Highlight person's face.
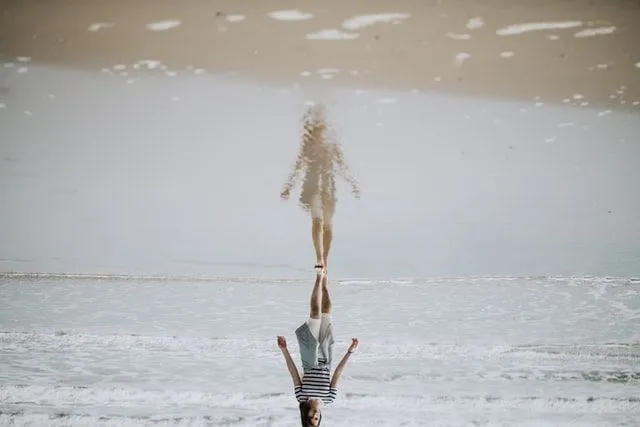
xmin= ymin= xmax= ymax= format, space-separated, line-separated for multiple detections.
xmin=306 ymin=399 xmax=322 ymax=425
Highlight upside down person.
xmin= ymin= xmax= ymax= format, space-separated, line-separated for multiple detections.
xmin=277 ymin=270 xmax=359 ymax=426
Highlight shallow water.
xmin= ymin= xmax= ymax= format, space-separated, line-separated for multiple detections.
xmin=1 ymin=65 xmax=639 ymax=279
xmin=1 ymin=274 xmax=638 ymax=425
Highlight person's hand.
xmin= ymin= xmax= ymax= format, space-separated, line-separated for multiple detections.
xmin=347 ymin=338 xmax=359 ymax=354
xmin=280 ymin=188 xmax=290 ymax=200
xmin=277 ymin=336 xmax=288 ymax=350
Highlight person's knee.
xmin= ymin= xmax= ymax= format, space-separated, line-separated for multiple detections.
xmin=322 ymin=207 xmax=335 ymax=227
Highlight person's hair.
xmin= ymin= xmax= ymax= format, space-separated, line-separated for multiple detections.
xmin=299 ymin=400 xmax=322 ymax=427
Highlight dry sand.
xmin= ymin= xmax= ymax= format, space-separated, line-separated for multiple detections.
xmin=1 ymin=0 xmax=639 ymax=109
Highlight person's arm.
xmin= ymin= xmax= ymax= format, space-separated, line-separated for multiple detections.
xmin=281 ymin=156 xmax=303 ymax=199
xmin=332 ymin=145 xmax=360 ymax=199
xmin=281 ymin=137 xmax=311 ymax=199
xmin=330 ymin=338 xmax=359 ymax=390
xmin=277 ymin=336 xmax=302 ymax=387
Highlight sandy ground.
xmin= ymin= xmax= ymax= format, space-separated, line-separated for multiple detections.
xmin=1 ymin=0 xmax=639 ymax=109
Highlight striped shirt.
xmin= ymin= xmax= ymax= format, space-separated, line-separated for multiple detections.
xmin=294 ymin=367 xmax=337 ymax=404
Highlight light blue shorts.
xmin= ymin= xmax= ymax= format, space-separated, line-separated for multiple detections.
xmin=295 ymin=315 xmax=334 ymax=372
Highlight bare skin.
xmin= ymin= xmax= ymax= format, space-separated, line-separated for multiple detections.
xmin=312 ymin=217 xmax=324 ymax=269
xmin=309 ymin=271 xmax=323 ymax=319
xmin=321 ymin=274 xmax=331 ymax=315
xmin=311 ymin=217 xmax=334 ymax=271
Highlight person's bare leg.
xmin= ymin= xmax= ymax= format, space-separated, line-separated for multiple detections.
xmin=322 ymin=222 xmax=333 ymax=272
xmin=312 ymin=217 xmax=324 ymax=268
xmin=322 ymin=202 xmax=335 ymax=270
xmin=309 ymin=271 xmax=324 ymax=319
xmin=321 ymin=274 xmax=331 ymax=315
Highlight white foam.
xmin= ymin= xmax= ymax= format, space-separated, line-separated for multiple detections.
xmin=300 ymin=71 xmax=311 ymax=77
xmin=339 ymin=279 xmax=373 ymax=285
xmin=557 ymin=122 xmax=574 ymax=127
xmin=572 ymin=94 xmax=584 ymax=100
xmin=145 ymin=20 xmax=181 ymax=31
xmin=342 ymin=13 xmax=410 ymax=30
xmin=137 ymin=60 xmax=162 ymax=70
xmin=596 ymin=63 xmax=609 ymax=69
xmin=23 ymin=110 xmax=33 ymax=116
xmin=574 ymin=26 xmax=616 ymax=38
xmin=597 ymin=110 xmax=612 ymax=117
xmin=87 ymin=22 xmax=114 ymax=32
xmin=350 ymin=70 xmax=359 ymax=76
xmin=545 ymin=137 xmax=556 ymax=143
xmin=500 ymin=51 xmax=515 ymax=58
xmin=267 ymin=10 xmax=313 ymax=21
xmin=447 ymin=32 xmax=471 ymax=40
xmin=377 ymin=97 xmax=397 ymax=104
xmin=455 ymin=52 xmax=471 ymax=66
xmin=0 ymin=103 xmax=6 ymax=108
xmin=113 ymin=64 xmax=126 ymax=71
xmin=496 ymin=21 xmax=583 ymax=36
xmin=316 ymin=68 xmax=340 ymax=74
xmin=466 ymin=17 xmax=485 ymax=30
xmin=321 ymin=74 xmax=334 ymax=80
xmin=548 ymin=34 xmax=560 ymax=40
xmin=305 ymin=29 xmax=359 ymax=40
xmin=4 ymin=62 xmax=14 ymax=67
xmin=17 ymin=56 xmax=31 ymax=62
xmin=165 ymin=71 xmax=177 ymax=77
xmin=635 ymin=62 xmax=640 ymax=69
xmin=225 ymin=15 xmax=245 ymax=23
xmin=17 ymin=67 xmax=28 ymax=74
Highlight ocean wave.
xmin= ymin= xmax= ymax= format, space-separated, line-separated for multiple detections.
xmin=1 ymin=384 xmax=638 ymax=412
xmin=2 ymin=331 xmax=638 ymax=360
xmin=1 ymin=271 xmax=638 ymax=286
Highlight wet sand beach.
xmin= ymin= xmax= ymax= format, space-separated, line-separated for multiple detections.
xmin=1 ymin=0 xmax=640 ymax=109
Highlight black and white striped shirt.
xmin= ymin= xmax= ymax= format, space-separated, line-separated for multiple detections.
xmin=294 ymin=367 xmax=337 ymax=404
